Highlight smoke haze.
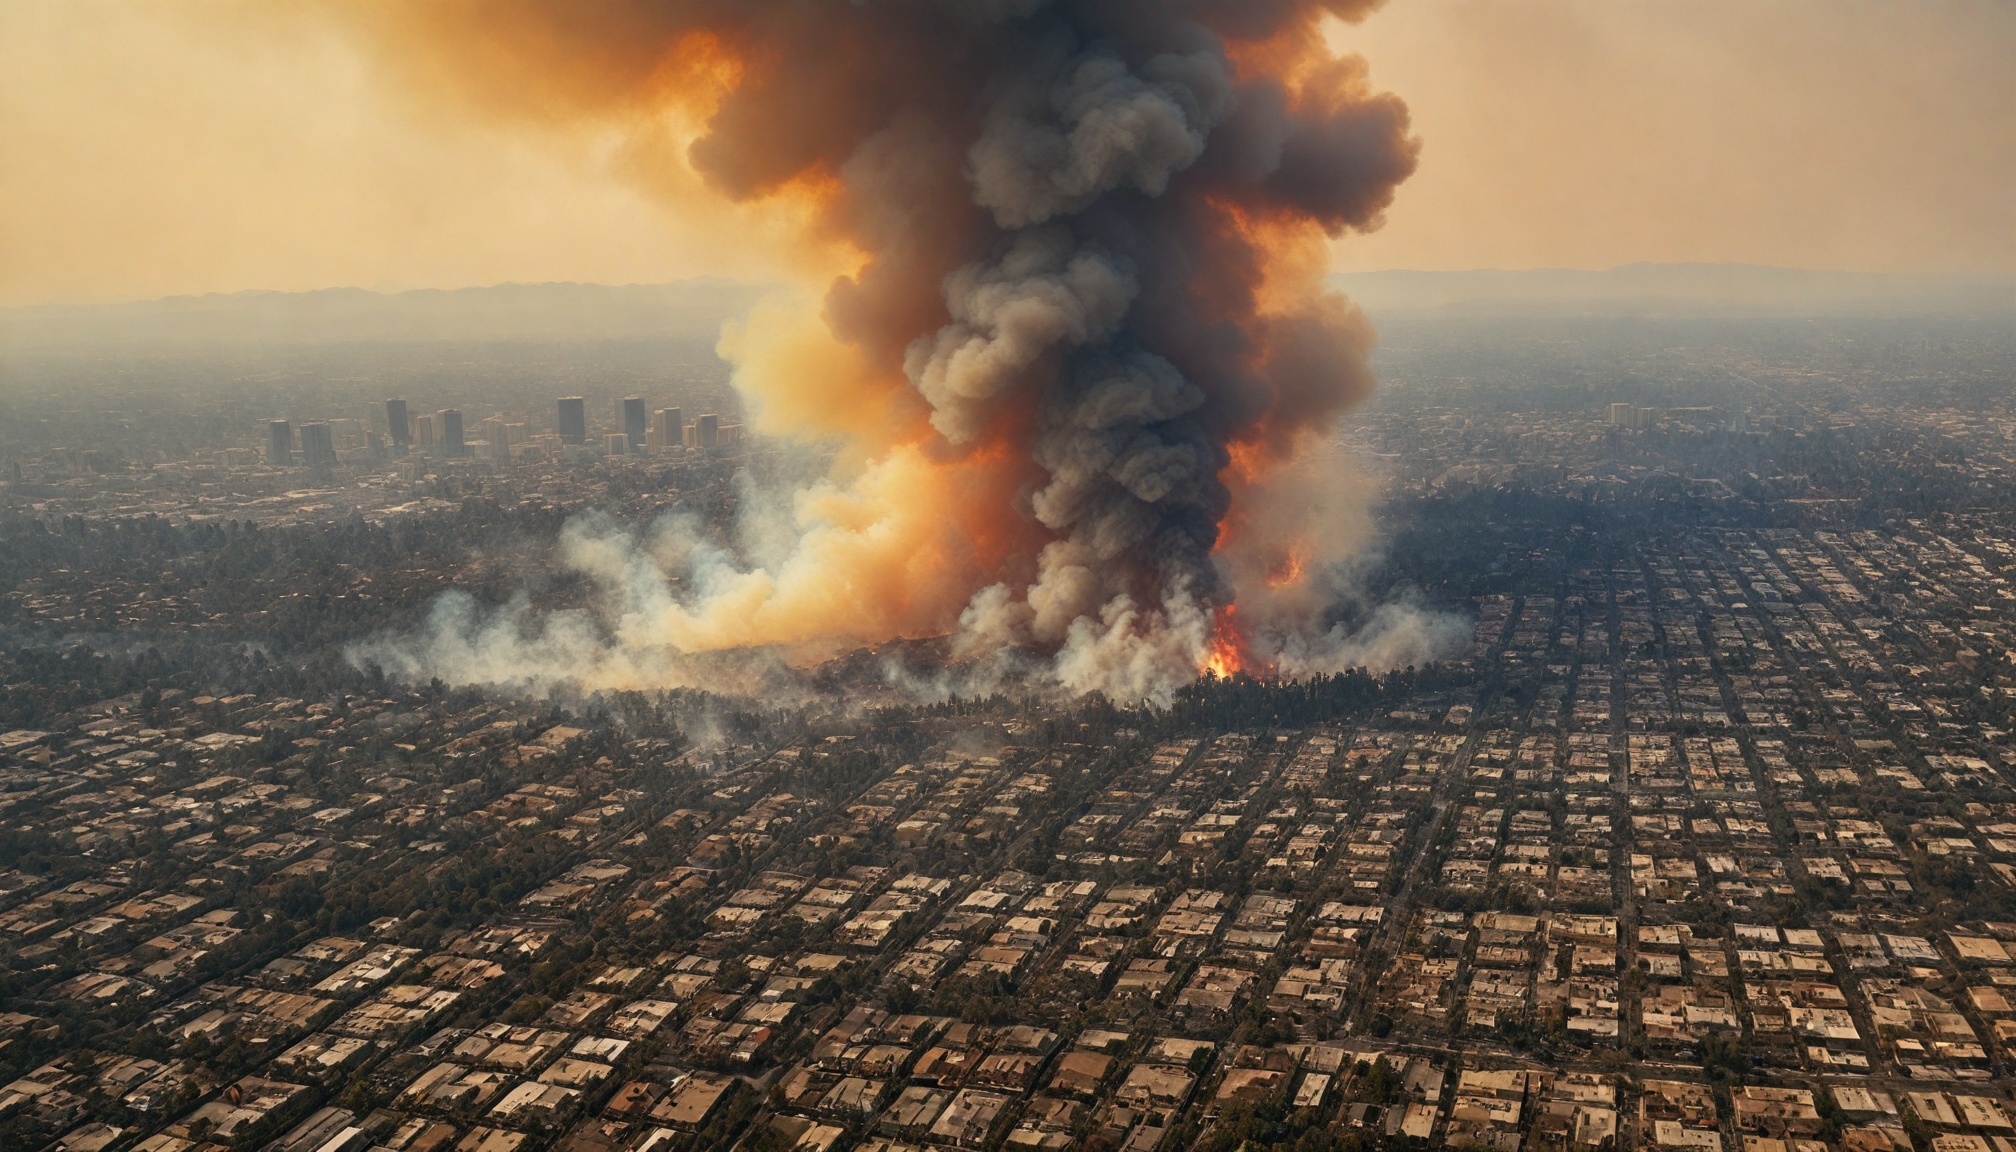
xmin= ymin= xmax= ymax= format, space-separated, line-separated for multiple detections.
xmin=338 ymin=0 xmax=1463 ymax=700
xmin=9 ymin=3 xmax=2010 ymax=308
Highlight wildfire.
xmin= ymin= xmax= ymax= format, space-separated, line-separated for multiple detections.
xmin=1265 ymin=547 xmax=1307 ymax=589
xmin=1203 ymin=604 xmax=1245 ymax=679
xmin=1223 ymin=438 xmax=1270 ymax=486
xmin=330 ymin=0 xmax=1415 ymax=701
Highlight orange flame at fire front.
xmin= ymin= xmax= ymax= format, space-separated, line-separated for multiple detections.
xmin=1204 ymin=605 xmax=1246 ymax=679
xmin=1202 ymin=605 xmax=1286 ymax=681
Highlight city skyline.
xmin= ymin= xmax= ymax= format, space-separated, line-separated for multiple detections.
xmin=9 ymin=312 xmax=2016 ymax=1152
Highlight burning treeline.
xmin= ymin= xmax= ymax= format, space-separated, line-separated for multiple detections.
xmin=342 ymin=0 xmax=1431 ymax=700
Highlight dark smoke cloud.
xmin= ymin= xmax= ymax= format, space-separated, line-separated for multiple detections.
xmin=338 ymin=0 xmax=1427 ymax=698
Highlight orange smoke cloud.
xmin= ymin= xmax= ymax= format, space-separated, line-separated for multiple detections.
xmin=333 ymin=0 xmax=1422 ymax=698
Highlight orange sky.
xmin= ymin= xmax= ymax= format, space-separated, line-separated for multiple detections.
xmin=1332 ymin=0 xmax=2016 ymax=276
xmin=2 ymin=0 xmax=2011 ymax=307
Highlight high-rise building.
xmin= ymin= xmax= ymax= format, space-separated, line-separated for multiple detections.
xmin=1609 ymin=402 xmax=1634 ymax=427
xmin=604 ymin=433 xmax=630 ymax=457
xmin=482 ymin=418 xmax=527 ymax=461
xmin=696 ymin=413 xmax=720 ymax=449
xmin=440 ymin=409 xmax=465 ymax=456
xmin=414 ymin=414 xmax=436 ymax=447
xmin=385 ymin=398 xmax=411 ymax=452
xmin=299 ymin=422 xmax=337 ymax=467
xmin=622 ymin=397 xmax=647 ymax=452
xmin=557 ymin=397 xmax=587 ymax=444
xmin=267 ymin=420 xmax=293 ymax=466
xmin=653 ymin=408 xmax=683 ymax=451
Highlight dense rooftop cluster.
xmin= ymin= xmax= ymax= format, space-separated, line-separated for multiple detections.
xmin=5 ymin=314 xmax=2016 ymax=1152
xmin=8 ymin=496 xmax=2016 ymax=1152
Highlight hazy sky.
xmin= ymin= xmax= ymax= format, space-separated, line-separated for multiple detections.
xmin=3 ymin=0 xmax=2012 ymax=307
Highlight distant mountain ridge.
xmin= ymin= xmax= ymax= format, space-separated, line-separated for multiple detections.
xmin=1329 ymin=263 xmax=2016 ymax=318
xmin=0 ymin=279 xmax=778 ymax=351
xmin=4 ymin=266 xmax=2010 ymax=354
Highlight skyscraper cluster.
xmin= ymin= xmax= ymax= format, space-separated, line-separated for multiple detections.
xmin=255 ymin=393 xmax=744 ymax=471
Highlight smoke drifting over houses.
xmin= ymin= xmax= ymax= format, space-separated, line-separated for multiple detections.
xmin=343 ymin=0 xmax=1460 ymax=700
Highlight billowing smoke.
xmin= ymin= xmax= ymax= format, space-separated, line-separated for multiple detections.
xmin=338 ymin=0 xmax=1461 ymax=700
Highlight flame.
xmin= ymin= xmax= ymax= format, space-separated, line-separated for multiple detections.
xmin=1204 ymin=599 xmax=1299 ymax=682
xmin=1203 ymin=604 xmax=1246 ymax=679
xmin=1223 ymin=438 xmax=1271 ymax=487
xmin=1265 ymin=546 xmax=1307 ymax=589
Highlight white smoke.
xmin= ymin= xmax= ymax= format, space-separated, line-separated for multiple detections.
xmin=350 ymin=512 xmax=782 ymax=698
xmin=1212 ymin=434 xmax=1470 ymax=679
xmin=1051 ymin=584 xmax=1216 ymax=702
xmin=1268 ymin=599 xmax=1472 ymax=677
xmin=350 ymin=448 xmax=1465 ymax=706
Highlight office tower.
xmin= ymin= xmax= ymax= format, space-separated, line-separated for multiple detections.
xmin=267 ymin=420 xmax=293 ymax=466
xmin=605 ymin=433 xmax=630 ymax=456
xmin=440 ymin=409 xmax=465 ymax=456
xmin=385 ymin=399 xmax=411 ymax=452
xmin=557 ymin=397 xmax=587 ymax=444
xmin=1609 ymin=402 xmax=1633 ymax=427
xmin=414 ymin=414 xmax=436 ymax=447
xmin=483 ymin=419 xmax=526 ymax=461
xmin=696 ymin=413 xmax=720 ymax=448
xmin=716 ymin=423 xmax=743 ymax=447
xmin=299 ymin=422 xmax=337 ymax=467
xmin=653 ymin=408 xmax=683 ymax=451
xmin=622 ymin=397 xmax=647 ymax=452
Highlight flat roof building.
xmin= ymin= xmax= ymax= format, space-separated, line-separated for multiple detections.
xmin=385 ymin=399 xmax=410 ymax=452
xmin=653 ymin=408 xmax=683 ymax=451
xmin=299 ymin=422 xmax=336 ymax=468
xmin=557 ymin=397 xmax=587 ymax=445
xmin=622 ymin=398 xmax=647 ymax=453
xmin=440 ymin=409 xmax=465 ymax=456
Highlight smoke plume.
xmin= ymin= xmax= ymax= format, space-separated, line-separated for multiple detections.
xmin=339 ymin=0 xmax=1453 ymax=700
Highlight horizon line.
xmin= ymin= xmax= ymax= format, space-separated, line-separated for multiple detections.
xmin=8 ymin=261 xmax=2016 ymax=313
